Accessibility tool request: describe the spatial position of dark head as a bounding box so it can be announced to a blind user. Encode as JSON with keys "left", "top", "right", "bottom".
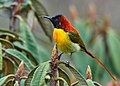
{"left": 43, "top": 15, "right": 70, "bottom": 29}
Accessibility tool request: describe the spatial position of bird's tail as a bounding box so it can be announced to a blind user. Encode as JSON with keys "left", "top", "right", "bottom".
{"left": 84, "top": 49, "right": 117, "bottom": 81}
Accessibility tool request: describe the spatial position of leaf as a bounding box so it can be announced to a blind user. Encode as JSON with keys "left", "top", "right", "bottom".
{"left": 17, "top": 15, "right": 42, "bottom": 63}
{"left": 59, "top": 61, "right": 88, "bottom": 86}
{"left": 0, "top": 43, "right": 2, "bottom": 70}
{"left": 93, "top": 81, "right": 102, "bottom": 86}
{"left": 58, "top": 67, "right": 70, "bottom": 86}
{"left": 0, "top": 33, "right": 23, "bottom": 43}
{"left": 13, "top": 42, "right": 38, "bottom": 66}
{"left": 86, "top": 79, "right": 95, "bottom": 86}
{"left": 107, "top": 29, "right": 120, "bottom": 74}
{"left": 0, "top": 29, "right": 19, "bottom": 38}
{"left": 73, "top": 20, "right": 92, "bottom": 44}
{"left": 0, "top": 1, "right": 13, "bottom": 8}
{"left": 4, "top": 49, "right": 34, "bottom": 70}
{"left": 20, "top": 79, "right": 26, "bottom": 86}
{"left": 5, "top": 79, "right": 15, "bottom": 86}
{"left": 71, "top": 81, "right": 79, "bottom": 86}
{"left": 91, "top": 36, "right": 106, "bottom": 80}
{"left": 3, "top": 58, "right": 14, "bottom": 76}
{"left": 0, "top": 74, "right": 15, "bottom": 86}
{"left": 30, "top": 61, "right": 50, "bottom": 86}
{"left": 25, "top": 66, "right": 39, "bottom": 86}
{"left": 31, "top": 0, "right": 53, "bottom": 42}
{"left": 3, "top": 52, "right": 21, "bottom": 66}
{"left": 0, "top": 38, "right": 14, "bottom": 48}
{"left": 57, "top": 77, "right": 69, "bottom": 86}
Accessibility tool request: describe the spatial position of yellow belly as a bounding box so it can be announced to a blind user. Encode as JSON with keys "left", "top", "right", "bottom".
{"left": 53, "top": 28, "right": 79, "bottom": 53}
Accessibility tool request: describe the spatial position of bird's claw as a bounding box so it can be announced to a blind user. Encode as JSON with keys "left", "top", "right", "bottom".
{"left": 58, "top": 52, "right": 63, "bottom": 60}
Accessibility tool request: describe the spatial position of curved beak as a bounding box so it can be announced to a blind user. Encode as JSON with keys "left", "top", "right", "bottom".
{"left": 43, "top": 16, "right": 53, "bottom": 21}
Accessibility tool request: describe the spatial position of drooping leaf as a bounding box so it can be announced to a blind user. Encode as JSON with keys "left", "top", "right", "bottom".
{"left": 30, "top": 61, "right": 50, "bottom": 86}
{"left": 0, "top": 29, "right": 19, "bottom": 37}
{"left": 3, "top": 52, "right": 21, "bottom": 66}
{"left": 59, "top": 61, "right": 88, "bottom": 86}
{"left": 13, "top": 41, "right": 38, "bottom": 66}
{"left": 0, "top": 38, "right": 14, "bottom": 48}
{"left": 0, "top": 43, "right": 2, "bottom": 70}
{"left": 31, "top": 0, "right": 53, "bottom": 42}
{"left": 4, "top": 49, "right": 34, "bottom": 70}
{"left": 107, "top": 29, "right": 120, "bottom": 74}
{"left": 58, "top": 67, "right": 70, "bottom": 86}
{"left": 25, "top": 66, "right": 39, "bottom": 86}
{"left": 16, "top": 15, "right": 42, "bottom": 63}
{"left": 0, "top": 33, "right": 23, "bottom": 43}
{"left": 57, "top": 77, "right": 69, "bottom": 86}
{"left": 71, "top": 81, "right": 79, "bottom": 86}
{"left": 3, "top": 58, "right": 14, "bottom": 76}
{"left": 0, "top": 74, "right": 15, "bottom": 86}
{"left": 5, "top": 79, "right": 15, "bottom": 86}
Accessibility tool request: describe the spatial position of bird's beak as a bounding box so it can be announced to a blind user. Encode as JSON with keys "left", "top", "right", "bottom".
{"left": 43, "top": 16, "right": 53, "bottom": 21}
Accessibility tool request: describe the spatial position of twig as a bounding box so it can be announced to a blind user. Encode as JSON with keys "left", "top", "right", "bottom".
{"left": 50, "top": 44, "right": 59, "bottom": 86}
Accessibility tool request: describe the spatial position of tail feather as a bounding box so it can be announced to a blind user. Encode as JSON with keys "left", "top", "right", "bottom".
{"left": 84, "top": 49, "right": 116, "bottom": 81}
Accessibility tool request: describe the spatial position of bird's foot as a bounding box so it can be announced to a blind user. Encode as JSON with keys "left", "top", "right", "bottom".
{"left": 58, "top": 52, "right": 64, "bottom": 60}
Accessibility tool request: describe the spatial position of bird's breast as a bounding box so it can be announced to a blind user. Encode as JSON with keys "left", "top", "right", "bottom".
{"left": 53, "top": 28, "right": 80, "bottom": 53}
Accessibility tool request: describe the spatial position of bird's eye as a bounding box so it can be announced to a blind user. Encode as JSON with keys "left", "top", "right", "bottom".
{"left": 59, "top": 22, "right": 61, "bottom": 26}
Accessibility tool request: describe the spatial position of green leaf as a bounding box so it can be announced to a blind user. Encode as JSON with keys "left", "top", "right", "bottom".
{"left": 0, "top": 33, "right": 23, "bottom": 43}
{"left": 0, "top": 29, "right": 19, "bottom": 38}
{"left": 0, "top": 38, "right": 14, "bottom": 48}
{"left": 25, "top": 66, "right": 39, "bottom": 86}
{"left": 58, "top": 67, "right": 70, "bottom": 86}
{"left": 71, "top": 81, "right": 79, "bottom": 86}
{"left": 3, "top": 52, "right": 21, "bottom": 66}
{"left": 86, "top": 79, "right": 95, "bottom": 86}
{"left": 30, "top": 61, "right": 50, "bottom": 86}
{"left": 20, "top": 79, "right": 26, "bottom": 86}
{"left": 107, "top": 29, "right": 120, "bottom": 74}
{"left": 59, "top": 61, "right": 88, "bottom": 86}
{"left": 13, "top": 42, "right": 38, "bottom": 66}
{"left": 73, "top": 20, "right": 92, "bottom": 44}
{"left": 0, "top": 43, "right": 2, "bottom": 70}
{"left": 0, "top": 1, "right": 12, "bottom": 8}
{"left": 57, "top": 77, "right": 69, "bottom": 86}
{"left": 31, "top": 0, "right": 53, "bottom": 42}
{"left": 14, "top": 81, "right": 19, "bottom": 86}
{"left": 0, "top": 74, "right": 15, "bottom": 86}
{"left": 4, "top": 49, "right": 34, "bottom": 70}
{"left": 5, "top": 79, "right": 15, "bottom": 86}
{"left": 17, "top": 15, "right": 42, "bottom": 63}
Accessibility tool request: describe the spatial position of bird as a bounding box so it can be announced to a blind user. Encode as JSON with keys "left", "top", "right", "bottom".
{"left": 43, "top": 14, "right": 116, "bottom": 81}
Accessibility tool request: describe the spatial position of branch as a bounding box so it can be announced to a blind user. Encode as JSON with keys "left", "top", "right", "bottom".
{"left": 50, "top": 44, "right": 59, "bottom": 86}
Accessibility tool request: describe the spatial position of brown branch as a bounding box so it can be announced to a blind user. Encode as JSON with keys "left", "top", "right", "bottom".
{"left": 50, "top": 44, "right": 59, "bottom": 86}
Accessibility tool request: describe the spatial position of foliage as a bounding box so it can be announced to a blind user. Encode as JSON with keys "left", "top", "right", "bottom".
{"left": 0, "top": 0, "right": 119, "bottom": 86}
{"left": 70, "top": 5, "right": 120, "bottom": 85}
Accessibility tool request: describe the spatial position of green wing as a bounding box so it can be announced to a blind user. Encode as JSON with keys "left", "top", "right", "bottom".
{"left": 68, "top": 31, "right": 86, "bottom": 50}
